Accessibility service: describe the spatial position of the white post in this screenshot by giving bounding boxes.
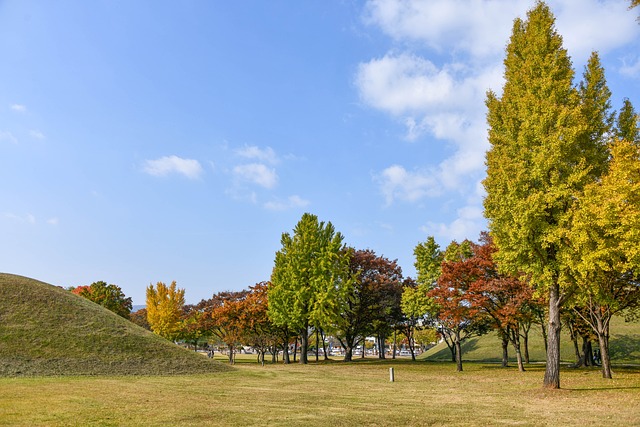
[389,367,395,382]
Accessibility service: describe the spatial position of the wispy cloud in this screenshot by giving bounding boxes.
[46,217,59,225]
[143,155,203,179]
[233,163,278,189]
[263,195,310,211]
[29,130,45,140]
[620,55,640,78]
[0,131,18,144]
[374,164,440,205]
[421,203,485,243]
[4,212,36,224]
[236,145,279,165]
[10,104,26,113]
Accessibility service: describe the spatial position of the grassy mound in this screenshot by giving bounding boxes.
[421,316,640,364]
[0,273,230,376]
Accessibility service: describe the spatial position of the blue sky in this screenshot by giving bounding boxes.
[1,0,639,305]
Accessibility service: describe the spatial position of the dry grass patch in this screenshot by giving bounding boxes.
[1,358,638,426]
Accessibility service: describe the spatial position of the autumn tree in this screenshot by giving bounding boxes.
[71,281,133,318]
[268,213,350,364]
[484,2,608,388]
[567,138,640,378]
[238,282,282,364]
[468,233,535,372]
[429,240,489,372]
[146,281,185,341]
[332,248,405,361]
[129,308,150,330]
[180,304,207,351]
[198,290,249,364]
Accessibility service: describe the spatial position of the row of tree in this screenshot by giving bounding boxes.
[483,2,640,388]
[69,2,640,392]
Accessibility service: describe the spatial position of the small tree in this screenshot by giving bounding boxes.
[429,240,489,372]
[146,281,185,341]
[71,281,133,318]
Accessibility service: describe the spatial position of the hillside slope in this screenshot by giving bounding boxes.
[0,273,230,376]
[421,316,640,364]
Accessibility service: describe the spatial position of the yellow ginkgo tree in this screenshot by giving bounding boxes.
[146,281,186,341]
[567,138,640,379]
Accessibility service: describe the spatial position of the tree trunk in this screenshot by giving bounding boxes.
[315,329,319,363]
[568,321,582,367]
[595,313,612,379]
[228,345,234,364]
[543,284,561,389]
[344,344,353,362]
[377,334,386,359]
[538,312,548,354]
[581,336,593,367]
[299,326,308,364]
[501,332,509,367]
[392,330,397,359]
[320,329,329,360]
[520,322,531,364]
[442,329,456,362]
[454,330,463,372]
[509,328,525,372]
[283,341,290,364]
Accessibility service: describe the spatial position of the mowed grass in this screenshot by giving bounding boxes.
[1,356,639,426]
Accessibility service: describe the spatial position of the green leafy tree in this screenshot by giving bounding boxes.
[483,2,607,389]
[71,281,132,318]
[399,278,434,361]
[615,98,640,144]
[413,236,443,287]
[146,281,185,341]
[268,213,350,364]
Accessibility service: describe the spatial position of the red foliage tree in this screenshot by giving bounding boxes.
[429,240,490,372]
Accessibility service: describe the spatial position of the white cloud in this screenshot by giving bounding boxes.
[233,163,278,189]
[0,131,18,144]
[363,0,526,59]
[620,55,640,78]
[363,1,637,63]
[10,104,26,112]
[264,195,310,211]
[4,213,36,224]
[361,0,639,204]
[143,155,203,179]
[375,164,440,205]
[47,217,59,225]
[356,53,456,116]
[29,130,45,140]
[236,145,279,165]
[421,203,486,243]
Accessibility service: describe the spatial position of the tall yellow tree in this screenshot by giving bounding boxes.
[567,138,640,379]
[146,281,185,341]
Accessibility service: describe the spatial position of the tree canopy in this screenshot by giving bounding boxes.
[70,281,132,318]
[268,213,350,364]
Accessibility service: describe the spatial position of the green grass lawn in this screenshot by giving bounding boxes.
[1,356,638,426]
